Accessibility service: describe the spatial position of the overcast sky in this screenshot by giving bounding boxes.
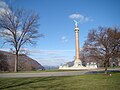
[0,0,120,66]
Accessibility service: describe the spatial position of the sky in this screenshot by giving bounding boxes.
[0,0,120,66]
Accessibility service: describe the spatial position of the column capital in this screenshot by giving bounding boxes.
[74,26,79,31]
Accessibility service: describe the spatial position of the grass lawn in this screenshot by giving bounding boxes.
[0,73,120,90]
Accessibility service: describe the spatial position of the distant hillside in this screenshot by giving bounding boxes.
[0,50,45,72]
[44,66,59,70]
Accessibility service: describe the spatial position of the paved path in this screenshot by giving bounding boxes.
[0,69,120,78]
[0,71,89,78]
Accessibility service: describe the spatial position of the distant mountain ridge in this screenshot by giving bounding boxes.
[44,65,59,70]
[0,50,45,71]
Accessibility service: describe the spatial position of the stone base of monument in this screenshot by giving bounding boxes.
[59,60,97,70]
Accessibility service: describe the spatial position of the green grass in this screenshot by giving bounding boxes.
[0,73,120,90]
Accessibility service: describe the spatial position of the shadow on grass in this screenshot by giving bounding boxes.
[0,76,59,89]
[86,70,120,74]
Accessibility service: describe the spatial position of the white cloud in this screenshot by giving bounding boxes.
[0,29,12,39]
[0,48,10,51]
[28,49,75,66]
[0,8,5,14]
[61,36,68,43]
[0,29,23,39]
[0,0,8,8]
[69,13,93,23]
[35,55,73,66]
[0,48,75,55]
[29,50,61,55]
[0,0,12,19]
[69,13,84,19]
[0,0,9,14]
[29,49,74,55]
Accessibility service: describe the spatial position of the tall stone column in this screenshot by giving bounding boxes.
[75,26,80,60]
[74,26,82,67]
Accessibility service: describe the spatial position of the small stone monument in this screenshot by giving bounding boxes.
[86,62,97,69]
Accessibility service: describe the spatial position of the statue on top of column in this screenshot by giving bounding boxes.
[73,20,79,27]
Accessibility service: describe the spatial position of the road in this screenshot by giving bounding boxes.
[0,69,120,78]
[0,71,88,78]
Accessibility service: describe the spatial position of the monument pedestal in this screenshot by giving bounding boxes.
[59,59,88,70]
[59,62,88,70]
[59,61,97,70]
[73,60,83,67]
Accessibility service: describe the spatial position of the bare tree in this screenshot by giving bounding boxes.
[83,27,120,74]
[0,8,43,72]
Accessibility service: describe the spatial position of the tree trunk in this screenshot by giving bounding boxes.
[14,53,18,72]
[105,63,107,74]
[104,59,109,74]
